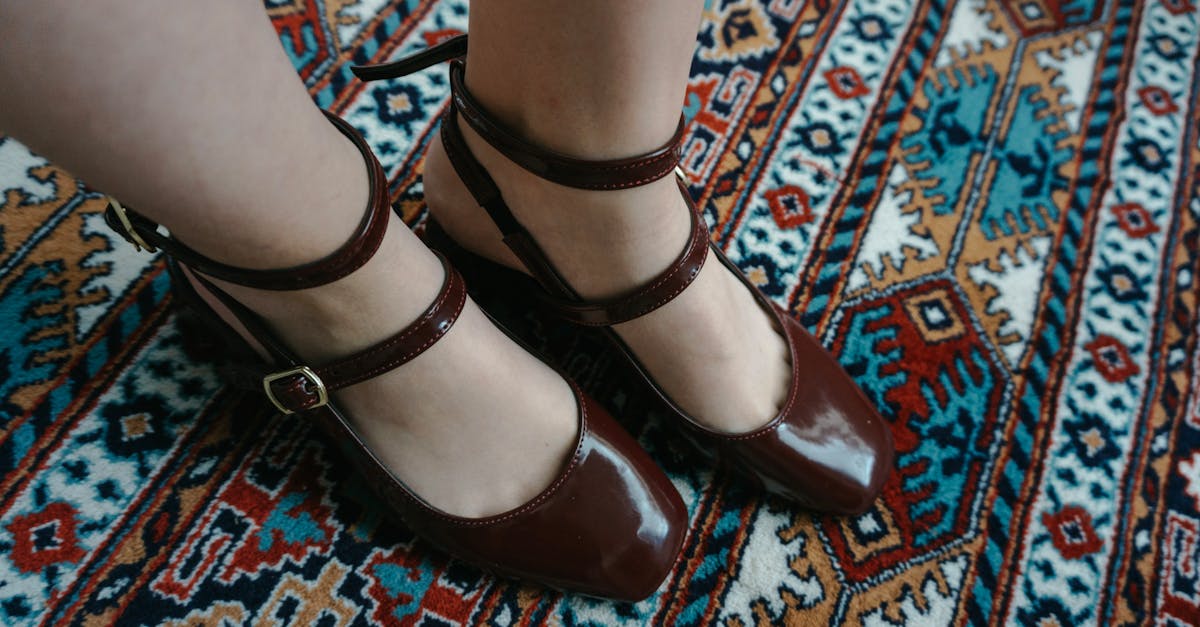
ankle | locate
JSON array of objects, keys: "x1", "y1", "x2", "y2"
[
  {"x1": 166, "y1": 120, "x2": 371, "y2": 270},
  {"x1": 462, "y1": 68, "x2": 683, "y2": 161},
  {"x1": 427, "y1": 122, "x2": 694, "y2": 301},
  {"x1": 211, "y1": 215, "x2": 447, "y2": 362}
]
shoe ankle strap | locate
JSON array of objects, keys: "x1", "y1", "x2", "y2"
[
  {"x1": 104, "y1": 111, "x2": 392, "y2": 292},
  {"x1": 445, "y1": 60, "x2": 685, "y2": 191},
  {"x1": 351, "y1": 34, "x2": 469, "y2": 82},
  {"x1": 354, "y1": 35, "x2": 709, "y2": 327},
  {"x1": 207, "y1": 253, "x2": 468, "y2": 414},
  {"x1": 353, "y1": 35, "x2": 684, "y2": 191}
]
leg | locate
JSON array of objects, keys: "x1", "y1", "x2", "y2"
[
  {"x1": 0, "y1": 3, "x2": 366, "y2": 270},
  {"x1": 426, "y1": 1, "x2": 791, "y2": 431},
  {"x1": 0, "y1": 1, "x2": 577, "y2": 518}
]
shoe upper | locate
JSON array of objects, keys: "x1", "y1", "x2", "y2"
[
  {"x1": 105, "y1": 109, "x2": 690, "y2": 602},
  {"x1": 352, "y1": 33, "x2": 896, "y2": 514},
  {"x1": 341, "y1": 389, "x2": 687, "y2": 602}
]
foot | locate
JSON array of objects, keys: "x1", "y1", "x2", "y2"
[
  {"x1": 424, "y1": 123, "x2": 791, "y2": 434},
  {"x1": 197, "y1": 207, "x2": 579, "y2": 519}
]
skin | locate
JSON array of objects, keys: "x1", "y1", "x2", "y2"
[
  {"x1": 0, "y1": 0, "x2": 789, "y2": 516},
  {"x1": 429, "y1": 0, "x2": 791, "y2": 432}
]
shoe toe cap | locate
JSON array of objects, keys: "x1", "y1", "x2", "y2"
[
  {"x1": 421, "y1": 397, "x2": 688, "y2": 602},
  {"x1": 731, "y1": 318, "x2": 896, "y2": 514},
  {"x1": 587, "y1": 501, "x2": 687, "y2": 602},
  {"x1": 744, "y1": 407, "x2": 893, "y2": 514},
  {"x1": 559, "y1": 406, "x2": 688, "y2": 601}
]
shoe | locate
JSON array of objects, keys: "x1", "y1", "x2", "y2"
[
  {"x1": 353, "y1": 36, "x2": 894, "y2": 514},
  {"x1": 102, "y1": 110, "x2": 687, "y2": 601}
]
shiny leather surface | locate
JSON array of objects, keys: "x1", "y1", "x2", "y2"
[
  {"x1": 370, "y1": 38, "x2": 896, "y2": 512},
  {"x1": 108, "y1": 111, "x2": 689, "y2": 600},
  {"x1": 619, "y1": 236, "x2": 894, "y2": 515},
  {"x1": 350, "y1": 34, "x2": 468, "y2": 82},
  {"x1": 446, "y1": 59, "x2": 685, "y2": 191},
  {"x1": 718, "y1": 310, "x2": 893, "y2": 513},
  {"x1": 179, "y1": 267, "x2": 687, "y2": 600},
  {"x1": 431, "y1": 214, "x2": 895, "y2": 514},
  {"x1": 344, "y1": 388, "x2": 687, "y2": 601},
  {"x1": 222, "y1": 255, "x2": 468, "y2": 413},
  {"x1": 535, "y1": 204, "x2": 709, "y2": 326},
  {"x1": 353, "y1": 35, "x2": 685, "y2": 192},
  {"x1": 438, "y1": 102, "x2": 710, "y2": 325},
  {"x1": 548, "y1": 200, "x2": 894, "y2": 514}
]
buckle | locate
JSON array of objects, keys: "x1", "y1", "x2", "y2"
[
  {"x1": 675, "y1": 166, "x2": 688, "y2": 184},
  {"x1": 262, "y1": 366, "x2": 329, "y2": 415},
  {"x1": 107, "y1": 197, "x2": 157, "y2": 253}
]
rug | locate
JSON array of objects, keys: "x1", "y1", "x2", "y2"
[{"x1": 2, "y1": 0, "x2": 1199, "y2": 624}]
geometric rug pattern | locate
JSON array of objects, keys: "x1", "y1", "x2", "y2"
[{"x1": 2, "y1": 0, "x2": 1199, "y2": 623}]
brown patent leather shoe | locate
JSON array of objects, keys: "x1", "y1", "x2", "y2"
[
  {"x1": 102, "y1": 111, "x2": 686, "y2": 601},
  {"x1": 354, "y1": 36, "x2": 894, "y2": 514}
]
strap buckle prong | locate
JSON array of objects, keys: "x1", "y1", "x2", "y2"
[
  {"x1": 262, "y1": 366, "x2": 329, "y2": 415},
  {"x1": 107, "y1": 197, "x2": 157, "y2": 253}
]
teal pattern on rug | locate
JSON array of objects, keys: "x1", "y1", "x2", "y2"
[{"x1": 1, "y1": 0, "x2": 1199, "y2": 624}]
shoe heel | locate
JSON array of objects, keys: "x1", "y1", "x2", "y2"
[
  {"x1": 420, "y1": 217, "x2": 631, "y2": 390},
  {"x1": 420, "y1": 219, "x2": 543, "y2": 310},
  {"x1": 173, "y1": 300, "x2": 227, "y2": 362},
  {"x1": 165, "y1": 260, "x2": 263, "y2": 367}
]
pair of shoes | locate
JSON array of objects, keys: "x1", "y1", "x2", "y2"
[
  {"x1": 102, "y1": 110, "x2": 686, "y2": 602},
  {"x1": 353, "y1": 35, "x2": 894, "y2": 515}
]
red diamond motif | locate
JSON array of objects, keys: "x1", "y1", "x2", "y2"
[
  {"x1": 1085, "y1": 335, "x2": 1139, "y2": 383},
  {"x1": 1112, "y1": 203, "x2": 1159, "y2": 238},
  {"x1": 1043, "y1": 505, "x2": 1103, "y2": 559},
  {"x1": 824, "y1": 67, "x2": 870, "y2": 99},
  {"x1": 6, "y1": 502, "x2": 86, "y2": 573},
  {"x1": 1137, "y1": 86, "x2": 1179, "y2": 116},
  {"x1": 765, "y1": 185, "x2": 815, "y2": 229}
]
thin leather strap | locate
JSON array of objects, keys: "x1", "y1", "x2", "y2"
[
  {"x1": 447, "y1": 60, "x2": 684, "y2": 191},
  {"x1": 356, "y1": 36, "x2": 708, "y2": 326},
  {"x1": 537, "y1": 198, "x2": 709, "y2": 327},
  {"x1": 440, "y1": 103, "x2": 709, "y2": 326},
  {"x1": 350, "y1": 34, "x2": 468, "y2": 81},
  {"x1": 103, "y1": 112, "x2": 391, "y2": 291},
  {"x1": 351, "y1": 35, "x2": 685, "y2": 191},
  {"x1": 210, "y1": 255, "x2": 468, "y2": 414},
  {"x1": 439, "y1": 106, "x2": 582, "y2": 299}
]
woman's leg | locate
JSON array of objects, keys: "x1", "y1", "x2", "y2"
[
  {"x1": 0, "y1": 2, "x2": 577, "y2": 518},
  {"x1": 426, "y1": 1, "x2": 791, "y2": 432}
]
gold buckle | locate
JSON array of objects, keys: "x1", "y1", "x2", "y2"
[
  {"x1": 675, "y1": 166, "x2": 688, "y2": 183},
  {"x1": 107, "y1": 196, "x2": 157, "y2": 253},
  {"x1": 262, "y1": 366, "x2": 328, "y2": 415}
]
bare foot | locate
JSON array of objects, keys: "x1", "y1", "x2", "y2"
[
  {"x1": 197, "y1": 211, "x2": 579, "y2": 518},
  {"x1": 424, "y1": 123, "x2": 791, "y2": 434}
]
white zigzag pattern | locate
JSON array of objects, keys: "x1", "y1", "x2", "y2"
[
  {"x1": 74, "y1": 211, "x2": 160, "y2": 341},
  {"x1": 933, "y1": 0, "x2": 1008, "y2": 68},
  {"x1": 966, "y1": 235, "x2": 1053, "y2": 367},
  {"x1": 846, "y1": 162, "x2": 940, "y2": 293},
  {"x1": 0, "y1": 324, "x2": 220, "y2": 626},
  {"x1": 343, "y1": 0, "x2": 470, "y2": 181},
  {"x1": 0, "y1": 138, "x2": 57, "y2": 206},
  {"x1": 1008, "y1": 4, "x2": 1200, "y2": 622},
  {"x1": 728, "y1": 0, "x2": 915, "y2": 297}
]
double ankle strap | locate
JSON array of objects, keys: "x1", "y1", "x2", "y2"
[
  {"x1": 354, "y1": 35, "x2": 710, "y2": 327},
  {"x1": 104, "y1": 111, "x2": 467, "y2": 415}
]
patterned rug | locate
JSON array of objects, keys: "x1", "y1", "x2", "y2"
[{"x1": 2, "y1": 0, "x2": 1199, "y2": 624}]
